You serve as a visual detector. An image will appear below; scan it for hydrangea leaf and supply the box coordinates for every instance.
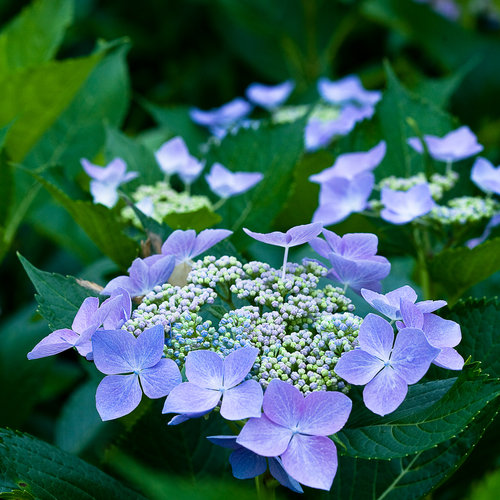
[164,206,222,232]
[18,253,97,331]
[0,428,145,500]
[428,238,500,303]
[0,0,73,75]
[206,118,306,247]
[337,364,500,459]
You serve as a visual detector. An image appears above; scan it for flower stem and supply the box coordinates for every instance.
[413,226,432,300]
[281,246,290,281]
[213,197,227,211]
[446,159,453,174]
[255,475,276,500]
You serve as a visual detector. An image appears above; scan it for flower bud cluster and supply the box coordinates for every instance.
[427,196,499,225]
[189,255,246,289]
[272,104,339,125]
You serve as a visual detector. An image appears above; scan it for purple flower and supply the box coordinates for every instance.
[207,436,303,493]
[407,126,483,163]
[162,347,263,421]
[81,158,138,208]
[305,105,375,152]
[310,230,391,293]
[381,184,436,224]
[361,285,446,321]
[93,325,181,421]
[318,75,382,106]
[471,157,500,196]
[310,141,386,184]
[102,288,132,329]
[236,379,352,491]
[335,314,439,416]
[135,196,154,217]
[27,296,121,360]
[245,81,294,110]
[190,98,252,135]
[205,163,264,199]
[312,173,374,225]
[101,255,176,297]
[154,136,204,185]
[396,300,464,370]
[244,223,323,280]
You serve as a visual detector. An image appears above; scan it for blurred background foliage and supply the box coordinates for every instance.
[1,0,500,498]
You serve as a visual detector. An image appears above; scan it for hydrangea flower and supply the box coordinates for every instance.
[27,295,123,360]
[163,347,263,421]
[310,141,386,184]
[135,196,154,217]
[236,379,352,490]
[361,285,446,321]
[397,299,464,370]
[190,98,252,137]
[407,126,483,163]
[81,158,138,208]
[243,223,323,280]
[207,436,303,493]
[310,230,391,293]
[381,184,436,224]
[318,75,382,106]
[335,314,439,415]
[101,255,176,297]
[471,157,500,196]
[205,163,264,199]
[245,81,294,110]
[312,173,375,225]
[93,325,181,420]
[102,288,132,330]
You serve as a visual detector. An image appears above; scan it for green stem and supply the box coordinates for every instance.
[255,475,277,500]
[213,197,227,211]
[446,159,453,175]
[281,246,290,281]
[413,226,431,300]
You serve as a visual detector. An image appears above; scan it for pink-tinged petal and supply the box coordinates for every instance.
[162,382,221,415]
[89,181,119,208]
[391,328,440,384]
[230,447,267,479]
[161,230,196,260]
[220,380,263,420]
[134,325,166,370]
[27,329,77,359]
[433,348,464,370]
[363,367,408,416]
[223,347,259,388]
[269,458,304,493]
[237,414,293,456]
[357,314,394,362]
[299,391,352,435]
[339,233,378,259]
[415,299,447,314]
[285,223,324,247]
[422,314,461,348]
[242,228,288,247]
[92,329,137,374]
[263,379,303,429]
[96,374,142,421]
[334,349,384,385]
[185,350,223,389]
[140,358,182,399]
[71,297,100,333]
[281,434,337,491]
[191,229,233,258]
[101,276,133,296]
[400,299,424,329]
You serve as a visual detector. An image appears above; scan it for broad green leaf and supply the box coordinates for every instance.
[0,428,145,500]
[338,364,500,459]
[18,253,97,330]
[0,50,105,162]
[429,237,500,302]
[0,306,52,427]
[164,206,222,231]
[376,62,455,179]
[33,173,139,268]
[105,126,162,186]
[0,0,73,74]
[206,119,306,247]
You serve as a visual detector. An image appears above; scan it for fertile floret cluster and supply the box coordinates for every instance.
[427,196,499,225]
[122,255,361,394]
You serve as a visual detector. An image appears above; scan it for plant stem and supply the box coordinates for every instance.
[213,197,227,211]
[281,246,290,281]
[255,475,277,500]
[413,226,431,300]
[446,159,453,174]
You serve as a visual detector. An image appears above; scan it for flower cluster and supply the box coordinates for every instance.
[427,196,499,225]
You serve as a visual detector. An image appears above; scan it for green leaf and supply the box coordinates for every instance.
[32,173,139,268]
[376,62,455,178]
[429,237,500,302]
[0,0,73,74]
[164,206,222,231]
[206,119,306,247]
[338,364,500,459]
[0,428,145,499]
[18,253,96,330]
